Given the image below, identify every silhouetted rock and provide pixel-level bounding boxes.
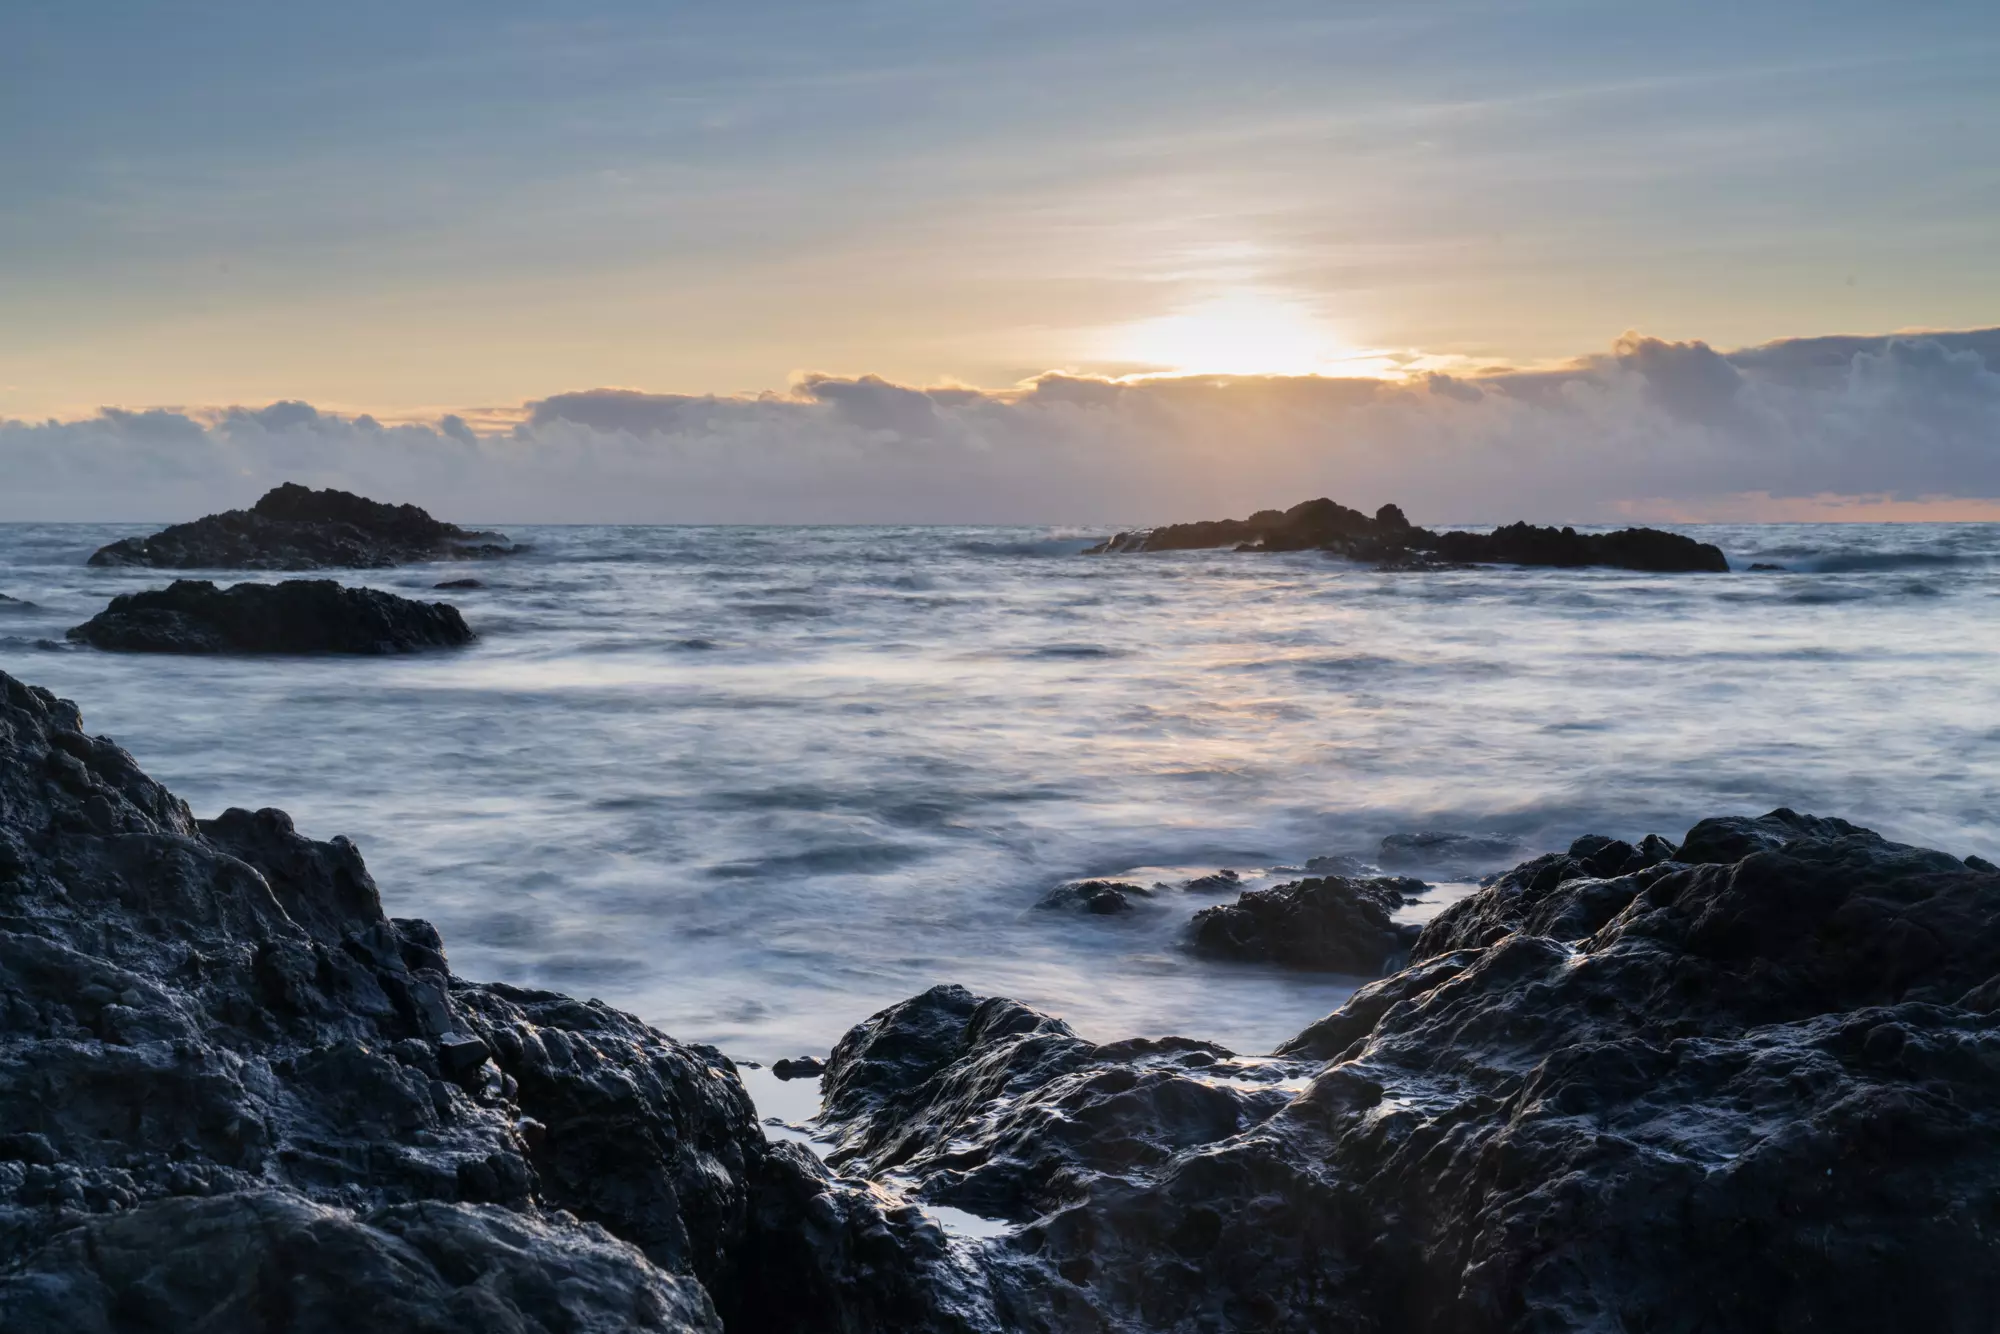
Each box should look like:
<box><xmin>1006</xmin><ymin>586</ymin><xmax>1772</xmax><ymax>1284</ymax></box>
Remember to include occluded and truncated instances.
<box><xmin>0</xmin><ymin>670</ymin><xmax>989</xmax><ymax>1333</ymax></box>
<box><xmin>773</xmin><ymin>1057</ymin><xmax>827</xmax><ymax>1081</ymax></box>
<box><xmin>86</xmin><ymin>483</ymin><xmax>527</xmax><ymax>570</ymax></box>
<box><xmin>67</xmin><ymin>579</ymin><xmax>476</xmax><ymax>654</ymax></box>
<box><xmin>816</xmin><ymin>810</ymin><xmax>2000</xmax><ymax>1333</ymax></box>
<box><xmin>1750</xmin><ymin>562</ymin><xmax>1791</xmax><ymax>571</ymax></box>
<box><xmin>1188</xmin><ymin>875</ymin><xmax>1425</xmax><ymax>972</ymax></box>
<box><xmin>1086</xmin><ymin>496</ymin><xmax>1731</xmax><ymax>572</ymax></box>
<box><xmin>434</xmin><ymin>577</ymin><xmax>487</xmax><ymax>589</ymax></box>
<box><xmin>1432</xmin><ymin>520</ymin><xmax>1730</xmax><ymax>572</ymax></box>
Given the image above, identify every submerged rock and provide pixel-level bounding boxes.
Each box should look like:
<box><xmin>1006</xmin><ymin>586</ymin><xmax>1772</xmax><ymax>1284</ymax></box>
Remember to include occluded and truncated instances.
<box><xmin>0</xmin><ymin>670</ymin><xmax>990</xmax><ymax>1333</ymax></box>
<box><xmin>67</xmin><ymin>579</ymin><xmax>476</xmax><ymax>655</ymax></box>
<box><xmin>86</xmin><ymin>483</ymin><xmax>527</xmax><ymax>570</ymax></box>
<box><xmin>1188</xmin><ymin>875</ymin><xmax>1426</xmax><ymax>973</ymax></box>
<box><xmin>1037</xmin><ymin>879</ymin><xmax>1149</xmax><ymax>914</ymax></box>
<box><xmin>818</xmin><ymin>810</ymin><xmax>2000</xmax><ymax>1333</ymax></box>
<box><xmin>1085</xmin><ymin>495</ymin><xmax>1730</xmax><ymax>573</ymax></box>
<box><xmin>434</xmin><ymin>577</ymin><xmax>486</xmax><ymax>589</ymax></box>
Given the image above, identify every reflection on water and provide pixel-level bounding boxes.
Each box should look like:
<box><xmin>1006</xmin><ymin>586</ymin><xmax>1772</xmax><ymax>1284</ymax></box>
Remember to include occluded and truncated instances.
<box><xmin>3</xmin><ymin>520</ymin><xmax>1996</xmax><ymax>1062</ymax></box>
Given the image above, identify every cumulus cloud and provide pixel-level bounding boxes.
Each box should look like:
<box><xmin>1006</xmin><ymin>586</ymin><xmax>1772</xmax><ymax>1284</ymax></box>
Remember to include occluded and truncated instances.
<box><xmin>6</xmin><ymin>327</ymin><xmax>1999</xmax><ymax>524</ymax></box>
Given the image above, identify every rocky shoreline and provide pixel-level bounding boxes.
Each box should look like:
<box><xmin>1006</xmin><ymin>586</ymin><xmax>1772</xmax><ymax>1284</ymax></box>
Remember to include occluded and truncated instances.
<box><xmin>2</xmin><ymin>666</ymin><xmax>1995</xmax><ymax>1331</ymax></box>
<box><xmin>1087</xmin><ymin>496</ymin><xmax>1731</xmax><ymax>573</ymax></box>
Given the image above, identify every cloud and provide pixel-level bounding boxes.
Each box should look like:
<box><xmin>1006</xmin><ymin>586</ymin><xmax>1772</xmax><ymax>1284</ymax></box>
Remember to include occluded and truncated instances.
<box><xmin>5</xmin><ymin>327</ymin><xmax>1999</xmax><ymax>524</ymax></box>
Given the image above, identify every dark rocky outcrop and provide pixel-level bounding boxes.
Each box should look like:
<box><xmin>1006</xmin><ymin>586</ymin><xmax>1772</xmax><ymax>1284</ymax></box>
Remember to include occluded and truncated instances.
<box><xmin>1037</xmin><ymin>880</ymin><xmax>1149</xmax><ymax>914</ymax></box>
<box><xmin>1086</xmin><ymin>496</ymin><xmax>1730</xmax><ymax>573</ymax></box>
<box><xmin>0</xmin><ymin>670</ymin><xmax>988</xmax><ymax>1333</ymax></box>
<box><xmin>86</xmin><ymin>484</ymin><xmax>526</xmax><ymax>570</ymax></box>
<box><xmin>434</xmin><ymin>578</ymin><xmax>486</xmax><ymax>590</ymax></box>
<box><xmin>67</xmin><ymin>580</ymin><xmax>476</xmax><ymax>655</ymax></box>
<box><xmin>772</xmin><ymin>1057</ymin><xmax>826</xmax><ymax>1082</ymax></box>
<box><xmin>816</xmin><ymin>811</ymin><xmax>2000</xmax><ymax>1333</ymax></box>
<box><xmin>1188</xmin><ymin>875</ymin><xmax>1426</xmax><ymax>973</ymax></box>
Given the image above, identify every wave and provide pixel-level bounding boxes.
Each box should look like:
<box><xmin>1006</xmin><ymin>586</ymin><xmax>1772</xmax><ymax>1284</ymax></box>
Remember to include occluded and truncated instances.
<box><xmin>952</xmin><ymin>537</ymin><xmax>1101</xmax><ymax>558</ymax></box>
<box><xmin>1798</xmin><ymin>551</ymin><xmax>1973</xmax><ymax>574</ymax></box>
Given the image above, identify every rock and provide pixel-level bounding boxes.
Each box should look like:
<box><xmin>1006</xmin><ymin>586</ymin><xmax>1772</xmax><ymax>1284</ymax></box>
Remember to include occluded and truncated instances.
<box><xmin>1037</xmin><ymin>880</ymin><xmax>1147</xmax><ymax>914</ymax></box>
<box><xmin>0</xmin><ymin>669</ymin><xmax>990</xmax><ymax>1333</ymax></box>
<box><xmin>1085</xmin><ymin>496</ymin><xmax>1730</xmax><ymax>573</ymax></box>
<box><xmin>773</xmin><ymin>1057</ymin><xmax>827</xmax><ymax>1081</ymax></box>
<box><xmin>1187</xmin><ymin>875</ymin><xmax>1425</xmax><ymax>973</ymax></box>
<box><xmin>434</xmin><ymin>578</ymin><xmax>486</xmax><ymax>590</ymax></box>
<box><xmin>814</xmin><ymin>812</ymin><xmax>2000</xmax><ymax>1333</ymax></box>
<box><xmin>1970</xmin><ymin>855</ymin><xmax>1999</xmax><ymax>874</ymax></box>
<box><xmin>1749</xmin><ymin>562</ymin><xmax>1790</xmax><ymax>571</ymax></box>
<box><xmin>86</xmin><ymin>483</ymin><xmax>527</xmax><ymax>570</ymax></box>
<box><xmin>0</xmin><ymin>593</ymin><xmax>30</xmax><ymax>609</ymax></box>
<box><xmin>1377</xmin><ymin>830</ymin><xmax>1525</xmax><ymax>873</ymax></box>
<box><xmin>1179</xmin><ymin>869</ymin><xmax>1240</xmax><ymax>891</ymax></box>
<box><xmin>1431</xmin><ymin>521</ymin><xmax>1731</xmax><ymax>572</ymax></box>
<box><xmin>66</xmin><ymin>579</ymin><xmax>476</xmax><ymax>654</ymax></box>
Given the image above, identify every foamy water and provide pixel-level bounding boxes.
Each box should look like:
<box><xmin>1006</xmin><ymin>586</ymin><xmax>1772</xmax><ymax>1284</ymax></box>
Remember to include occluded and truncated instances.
<box><xmin>3</xmin><ymin>521</ymin><xmax>1995</xmax><ymax>1066</ymax></box>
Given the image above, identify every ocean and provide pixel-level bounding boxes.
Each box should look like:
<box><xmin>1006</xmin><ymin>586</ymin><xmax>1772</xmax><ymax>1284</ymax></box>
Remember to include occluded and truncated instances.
<box><xmin>3</xmin><ymin>521</ymin><xmax>1995</xmax><ymax>1094</ymax></box>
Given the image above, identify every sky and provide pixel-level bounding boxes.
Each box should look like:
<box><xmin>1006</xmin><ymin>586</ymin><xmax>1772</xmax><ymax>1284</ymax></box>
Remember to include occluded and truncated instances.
<box><xmin>3</xmin><ymin>0</ymin><xmax>1998</xmax><ymax>521</ymax></box>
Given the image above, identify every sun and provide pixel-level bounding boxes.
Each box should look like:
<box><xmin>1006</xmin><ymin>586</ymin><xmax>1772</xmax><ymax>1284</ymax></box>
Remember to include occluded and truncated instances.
<box><xmin>1091</xmin><ymin>289</ymin><xmax>1396</xmax><ymax>379</ymax></box>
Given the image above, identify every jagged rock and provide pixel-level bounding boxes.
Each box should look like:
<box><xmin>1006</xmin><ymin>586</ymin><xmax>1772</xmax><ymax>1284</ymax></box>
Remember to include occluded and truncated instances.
<box><xmin>1179</xmin><ymin>869</ymin><xmax>1239</xmax><ymax>891</ymax></box>
<box><xmin>1188</xmin><ymin>875</ymin><xmax>1425</xmax><ymax>972</ymax></box>
<box><xmin>0</xmin><ymin>669</ymin><xmax>989</xmax><ymax>1333</ymax></box>
<box><xmin>86</xmin><ymin>483</ymin><xmax>527</xmax><ymax>570</ymax></box>
<box><xmin>1085</xmin><ymin>496</ymin><xmax>1730</xmax><ymax>573</ymax></box>
<box><xmin>1037</xmin><ymin>880</ymin><xmax>1147</xmax><ymax>914</ymax></box>
<box><xmin>816</xmin><ymin>812</ymin><xmax>2000</xmax><ymax>1333</ymax></box>
<box><xmin>67</xmin><ymin>579</ymin><xmax>476</xmax><ymax>654</ymax></box>
<box><xmin>434</xmin><ymin>578</ymin><xmax>486</xmax><ymax>590</ymax></box>
<box><xmin>0</xmin><ymin>594</ymin><xmax>30</xmax><ymax>609</ymax></box>
<box><xmin>819</xmin><ymin>986</ymin><xmax>1299</xmax><ymax>1228</ymax></box>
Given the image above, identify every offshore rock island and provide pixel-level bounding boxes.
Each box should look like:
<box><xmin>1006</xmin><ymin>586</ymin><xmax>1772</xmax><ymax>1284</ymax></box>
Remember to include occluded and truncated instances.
<box><xmin>2</xmin><ymin>667</ymin><xmax>1996</xmax><ymax>1332</ymax></box>
<box><xmin>1087</xmin><ymin>496</ymin><xmax>1732</xmax><ymax>572</ymax></box>
<box><xmin>86</xmin><ymin>484</ymin><xmax>527</xmax><ymax>571</ymax></box>
<box><xmin>66</xmin><ymin>580</ymin><xmax>477</xmax><ymax>655</ymax></box>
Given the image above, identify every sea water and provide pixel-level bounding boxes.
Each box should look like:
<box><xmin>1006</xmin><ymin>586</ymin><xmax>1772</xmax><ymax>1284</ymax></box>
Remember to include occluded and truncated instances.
<box><xmin>2</xmin><ymin>522</ymin><xmax>1995</xmax><ymax>1069</ymax></box>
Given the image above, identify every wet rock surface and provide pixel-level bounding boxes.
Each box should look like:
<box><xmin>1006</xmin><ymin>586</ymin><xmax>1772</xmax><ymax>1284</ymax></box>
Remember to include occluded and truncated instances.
<box><xmin>818</xmin><ymin>810</ymin><xmax>2000</xmax><ymax>1333</ymax></box>
<box><xmin>0</xmin><ymin>669</ymin><xmax>989</xmax><ymax>1333</ymax></box>
<box><xmin>1187</xmin><ymin>875</ymin><xmax>1426</xmax><ymax>973</ymax></box>
<box><xmin>67</xmin><ymin>579</ymin><xmax>477</xmax><ymax>655</ymax></box>
<box><xmin>771</xmin><ymin>1057</ymin><xmax>826</xmax><ymax>1081</ymax></box>
<box><xmin>1036</xmin><ymin>880</ymin><xmax>1149</xmax><ymax>914</ymax></box>
<box><xmin>1086</xmin><ymin>495</ymin><xmax>1730</xmax><ymax>573</ymax></box>
<box><xmin>10</xmin><ymin>656</ymin><xmax>1997</xmax><ymax>1332</ymax></box>
<box><xmin>86</xmin><ymin>483</ymin><xmax>527</xmax><ymax>570</ymax></box>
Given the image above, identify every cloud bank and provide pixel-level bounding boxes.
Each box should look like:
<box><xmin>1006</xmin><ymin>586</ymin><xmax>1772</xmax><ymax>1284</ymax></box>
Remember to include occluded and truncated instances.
<box><xmin>7</xmin><ymin>328</ymin><xmax>2000</xmax><ymax>525</ymax></box>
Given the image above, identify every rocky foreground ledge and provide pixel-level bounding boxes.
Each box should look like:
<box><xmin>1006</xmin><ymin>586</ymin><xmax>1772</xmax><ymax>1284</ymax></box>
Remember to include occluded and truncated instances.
<box><xmin>87</xmin><ymin>484</ymin><xmax>526</xmax><ymax>570</ymax></box>
<box><xmin>1087</xmin><ymin>496</ymin><xmax>1731</xmax><ymax>572</ymax></box>
<box><xmin>2</xmin><ymin>666</ymin><xmax>1996</xmax><ymax>1332</ymax></box>
<box><xmin>0</xmin><ymin>671</ymin><xmax>986</xmax><ymax>1333</ymax></box>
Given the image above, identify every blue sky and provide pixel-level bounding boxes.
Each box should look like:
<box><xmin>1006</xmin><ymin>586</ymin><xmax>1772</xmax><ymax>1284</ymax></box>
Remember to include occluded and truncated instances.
<box><xmin>3</xmin><ymin>0</ymin><xmax>1997</xmax><ymax>420</ymax></box>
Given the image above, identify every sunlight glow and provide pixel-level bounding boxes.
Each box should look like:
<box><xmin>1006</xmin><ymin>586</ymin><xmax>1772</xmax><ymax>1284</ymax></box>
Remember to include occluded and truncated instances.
<box><xmin>1093</xmin><ymin>290</ymin><xmax>1407</xmax><ymax>379</ymax></box>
